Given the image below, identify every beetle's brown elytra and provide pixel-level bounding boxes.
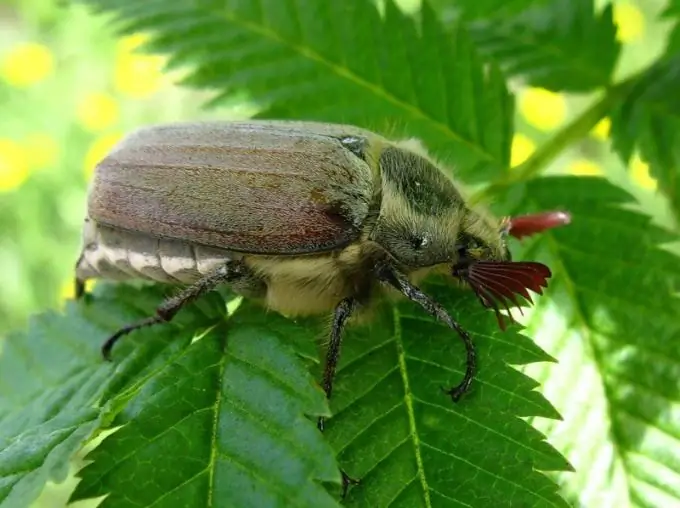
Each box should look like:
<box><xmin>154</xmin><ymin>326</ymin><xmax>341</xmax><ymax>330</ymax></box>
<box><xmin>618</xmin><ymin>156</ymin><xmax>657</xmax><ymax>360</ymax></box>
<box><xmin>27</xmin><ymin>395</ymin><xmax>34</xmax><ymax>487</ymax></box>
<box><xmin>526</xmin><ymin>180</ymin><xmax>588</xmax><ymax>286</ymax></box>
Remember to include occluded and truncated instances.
<box><xmin>76</xmin><ymin>120</ymin><xmax>565</xmax><ymax>494</ymax></box>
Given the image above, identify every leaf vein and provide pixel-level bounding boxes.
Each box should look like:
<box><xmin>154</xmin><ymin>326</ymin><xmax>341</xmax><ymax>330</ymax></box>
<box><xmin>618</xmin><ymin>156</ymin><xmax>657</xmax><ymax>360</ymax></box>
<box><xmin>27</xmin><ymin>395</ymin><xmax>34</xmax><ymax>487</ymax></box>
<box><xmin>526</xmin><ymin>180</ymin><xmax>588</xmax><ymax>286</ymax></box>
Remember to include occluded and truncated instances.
<box><xmin>207</xmin><ymin>346</ymin><xmax>228</xmax><ymax>507</ymax></box>
<box><xmin>407</xmin><ymin>356</ymin><xmax>546</xmax><ymax>412</ymax></box>
<box><xmin>419</xmin><ymin>442</ymin><xmax>560</xmax><ymax>506</ymax></box>
<box><xmin>216</xmin><ymin>7</ymin><xmax>498</xmax><ymax>163</ymax></box>
<box><xmin>394</xmin><ymin>307</ymin><xmax>432</xmax><ymax>508</ymax></box>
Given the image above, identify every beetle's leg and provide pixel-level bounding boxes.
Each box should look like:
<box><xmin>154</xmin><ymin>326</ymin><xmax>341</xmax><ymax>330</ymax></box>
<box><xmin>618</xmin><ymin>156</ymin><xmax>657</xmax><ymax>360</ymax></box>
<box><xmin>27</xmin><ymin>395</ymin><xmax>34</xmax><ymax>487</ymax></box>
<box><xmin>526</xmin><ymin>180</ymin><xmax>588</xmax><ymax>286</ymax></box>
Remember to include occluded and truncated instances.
<box><xmin>74</xmin><ymin>253</ymin><xmax>87</xmax><ymax>300</ymax></box>
<box><xmin>74</xmin><ymin>278</ymin><xmax>86</xmax><ymax>300</ymax></box>
<box><xmin>317</xmin><ymin>296</ymin><xmax>361</xmax><ymax>498</ymax></box>
<box><xmin>101</xmin><ymin>259</ymin><xmax>259</xmax><ymax>360</ymax></box>
<box><xmin>375</xmin><ymin>262</ymin><xmax>476</xmax><ymax>402</ymax></box>
<box><xmin>318</xmin><ymin>296</ymin><xmax>357</xmax><ymax>431</ymax></box>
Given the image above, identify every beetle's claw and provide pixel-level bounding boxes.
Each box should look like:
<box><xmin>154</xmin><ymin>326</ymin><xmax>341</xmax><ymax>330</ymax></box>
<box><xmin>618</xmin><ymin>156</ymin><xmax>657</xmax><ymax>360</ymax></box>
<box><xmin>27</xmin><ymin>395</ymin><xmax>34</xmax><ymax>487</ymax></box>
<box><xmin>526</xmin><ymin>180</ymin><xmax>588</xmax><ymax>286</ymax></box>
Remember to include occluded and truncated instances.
<box><xmin>341</xmin><ymin>470</ymin><xmax>360</xmax><ymax>498</ymax></box>
<box><xmin>441</xmin><ymin>381</ymin><xmax>471</xmax><ymax>403</ymax></box>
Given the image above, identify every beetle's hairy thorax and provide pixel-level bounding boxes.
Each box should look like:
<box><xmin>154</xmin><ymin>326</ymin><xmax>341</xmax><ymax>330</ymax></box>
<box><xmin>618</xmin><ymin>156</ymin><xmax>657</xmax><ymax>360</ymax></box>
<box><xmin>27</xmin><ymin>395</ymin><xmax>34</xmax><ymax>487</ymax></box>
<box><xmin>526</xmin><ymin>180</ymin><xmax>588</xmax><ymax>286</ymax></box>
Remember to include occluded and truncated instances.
<box><xmin>244</xmin><ymin>241</ymin><xmax>382</xmax><ymax>316</ymax></box>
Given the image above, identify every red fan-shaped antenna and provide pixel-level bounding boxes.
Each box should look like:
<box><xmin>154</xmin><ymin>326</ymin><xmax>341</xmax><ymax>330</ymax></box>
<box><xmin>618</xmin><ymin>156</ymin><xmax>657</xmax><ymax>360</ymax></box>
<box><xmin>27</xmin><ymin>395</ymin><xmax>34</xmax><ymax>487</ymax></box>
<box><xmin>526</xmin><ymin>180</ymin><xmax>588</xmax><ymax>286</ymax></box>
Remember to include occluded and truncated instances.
<box><xmin>508</xmin><ymin>211</ymin><xmax>571</xmax><ymax>240</ymax></box>
<box><xmin>458</xmin><ymin>261</ymin><xmax>552</xmax><ymax>330</ymax></box>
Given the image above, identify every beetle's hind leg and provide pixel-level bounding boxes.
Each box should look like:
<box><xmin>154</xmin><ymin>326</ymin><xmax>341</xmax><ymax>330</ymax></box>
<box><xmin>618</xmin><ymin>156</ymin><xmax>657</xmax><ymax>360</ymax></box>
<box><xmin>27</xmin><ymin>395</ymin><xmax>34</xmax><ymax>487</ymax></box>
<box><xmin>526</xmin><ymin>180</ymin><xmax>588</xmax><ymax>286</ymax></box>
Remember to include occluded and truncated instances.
<box><xmin>317</xmin><ymin>297</ymin><xmax>361</xmax><ymax>497</ymax></box>
<box><xmin>318</xmin><ymin>296</ymin><xmax>356</xmax><ymax>431</ymax></box>
<box><xmin>74</xmin><ymin>278</ymin><xmax>87</xmax><ymax>300</ymax></box>
<box><xmin>73</xmin><ymin>253</ymin><xmax>88</xmax><ymax>300</ymax></box>
<box><xmin>101</xmin><ymin>259</ymin><xmax>262</xmax><ymax>360</ymax></box>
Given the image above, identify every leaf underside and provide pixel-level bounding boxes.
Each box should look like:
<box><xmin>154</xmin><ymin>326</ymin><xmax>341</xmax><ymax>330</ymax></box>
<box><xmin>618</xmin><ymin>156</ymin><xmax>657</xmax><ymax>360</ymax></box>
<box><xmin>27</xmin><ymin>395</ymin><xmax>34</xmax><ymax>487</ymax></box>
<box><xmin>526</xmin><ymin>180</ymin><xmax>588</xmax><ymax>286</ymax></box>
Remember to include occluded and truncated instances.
<box><xmin>506</xmin><ymin>176</ymin><xmax>680</xmax><ymax>507</ymax></box>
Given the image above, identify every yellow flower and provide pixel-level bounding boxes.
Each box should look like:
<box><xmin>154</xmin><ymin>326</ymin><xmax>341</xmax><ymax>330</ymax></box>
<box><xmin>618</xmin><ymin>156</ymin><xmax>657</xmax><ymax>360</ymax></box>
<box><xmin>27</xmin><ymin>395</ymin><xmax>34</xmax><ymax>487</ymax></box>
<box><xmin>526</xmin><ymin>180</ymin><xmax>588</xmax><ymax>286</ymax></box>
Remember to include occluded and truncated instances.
<box><xmin>60</xmin><ymin>279</ymin><xmax>96</xmax><ymax>301</ymax></box>
<box><xmin>630</xmin><ymin>155</ymin><xmax>657</xmax><ymax>191</ymax></box>
<box><xmin>77</xmin><ymin>92</ymin><xmax>120</xmax><ymax>132</ymax></box>
<box><xmin>83</xmin><ymin>133</ymin><xmax>123</xmax><ymax>180</ymax></box>
<box><xmin>590</xmin><ymin>117</ymin><xmax>611</xmax><ymax>140</ymax></box>
<box><xmin>114</xmin><ymin>32</ymin><xmax>172</xmax><ymax>98</ymax></box>
<box><xmin>614</xmin><ymin>2</ymin><xmax>645</xmax><ymax>43</ymax></box>
<box><xmin>0</xmin><ymin>138</ymin><xmax>30</xmax><ymax>192</ymax></box>
<box><xmin>114</xmin><ymin>33</ymin><xmax>167</xmax><ymax>99</ymax></box>
<box><xmin>23</xmin><ymin>133</ymin><xmax>60</xmax><ymax>170</ymax></box>
<box><xmin>519</xmin><ymin>88</ymin><xmax>567</xmax><ymax>131</ymax></box>
<box><xmin>568</xmin><ymin>159</ymin><xmax>603</xmax><ymax>176</ymax></box>
<box><xmin>114</xmin><ymin>53</ymin><xmax>167</xmax><ymax>99</ymax></box>
<box><xmin>117</xmin><ymin>33</ymin><xmax>151</xmax><ymax>54</ymax></box>
<box><xmin>0</xmin><ymin>42</ymin><xmax>54</xmax><ymax>87</ymax></box>
<box><xmin>510</xmin><ymin>133</ymin><xmax>536</xmax><ymax>168</ymax></box>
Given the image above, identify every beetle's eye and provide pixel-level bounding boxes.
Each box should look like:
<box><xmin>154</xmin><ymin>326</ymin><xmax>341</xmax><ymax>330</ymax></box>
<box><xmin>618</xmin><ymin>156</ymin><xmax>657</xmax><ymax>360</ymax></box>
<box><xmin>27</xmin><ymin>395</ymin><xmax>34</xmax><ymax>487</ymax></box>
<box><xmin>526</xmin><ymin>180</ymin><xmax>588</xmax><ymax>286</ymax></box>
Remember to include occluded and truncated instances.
<box><xmin>410</xmin><ymin>235</ymin><xmax>428</xmax><ymax>250</ymax></box>
<box><xmin>456</xmin><ymin>244</ymin><xmax>467</xmax><ymax>259</ymax></box>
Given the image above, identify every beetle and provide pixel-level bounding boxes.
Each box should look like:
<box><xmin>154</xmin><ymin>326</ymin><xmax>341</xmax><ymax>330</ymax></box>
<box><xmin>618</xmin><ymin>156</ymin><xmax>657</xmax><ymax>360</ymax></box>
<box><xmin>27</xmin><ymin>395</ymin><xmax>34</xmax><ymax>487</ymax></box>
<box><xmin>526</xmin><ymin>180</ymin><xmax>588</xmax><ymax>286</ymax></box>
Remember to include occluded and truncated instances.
<box><xmin>75</xmin><ymin>120</ymin><xmax>568</xmax><ymax>426</ymax></box>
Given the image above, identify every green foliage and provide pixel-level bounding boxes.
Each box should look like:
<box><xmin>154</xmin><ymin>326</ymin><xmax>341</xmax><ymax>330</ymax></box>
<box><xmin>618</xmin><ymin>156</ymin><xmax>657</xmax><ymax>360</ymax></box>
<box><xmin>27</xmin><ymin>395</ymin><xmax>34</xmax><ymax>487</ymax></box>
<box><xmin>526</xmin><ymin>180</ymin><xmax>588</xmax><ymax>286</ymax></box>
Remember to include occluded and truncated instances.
<box><xmin>515</xmin><ymin>176</ymin><xmax>680</xmax><ymax>506</ymax></box>
<box><xmin>84</xmin><ymin>0</ymin><xmax>512</xmax><ymax>182</ymax></box>
<box><xmin>1</xmin><ymin>286</ymin><xmax>340</xmax><ymax>508</ymax></box>
<box><xmin>608</xmin><ymin>2</ymin><xmax>680</xmax><ymax>226</ymax></box>
<box><xmin>72</xmin><ymin>299</ymin><xmax>340</xmax><ymax>508</ymax></box>
<box><xmin>2</xmin><ymin>0</ymin><xmax>680</xmax><ymax>507</ymax></box>
<box><xmin>426</xmin><ymin>0</ymin><xmax>549</xmax><ymax>20</ymax></box>
<box><xmin>610</xmin><ymin>55</ymin><xmax>680</xmax><ymax>226</ymax></box>
<box><xmin>466</xmin><ymin>0</ymin><xmax>620</xmax><ymax>92</ymax></box>
<box><xmin>320</xmin><ymin>282</ymin><xmax>569</xmax><ymax>507</ymax></box>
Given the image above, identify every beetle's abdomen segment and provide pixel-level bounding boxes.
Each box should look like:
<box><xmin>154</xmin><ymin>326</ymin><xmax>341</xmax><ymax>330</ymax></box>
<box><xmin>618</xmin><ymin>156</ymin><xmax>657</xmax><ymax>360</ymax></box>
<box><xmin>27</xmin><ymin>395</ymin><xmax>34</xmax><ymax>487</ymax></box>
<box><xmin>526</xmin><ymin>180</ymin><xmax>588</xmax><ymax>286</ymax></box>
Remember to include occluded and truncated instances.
<box><xmin>75</xmin><ymin>218</ymin><xmax>236</xmax><ymax>285</ymax></box>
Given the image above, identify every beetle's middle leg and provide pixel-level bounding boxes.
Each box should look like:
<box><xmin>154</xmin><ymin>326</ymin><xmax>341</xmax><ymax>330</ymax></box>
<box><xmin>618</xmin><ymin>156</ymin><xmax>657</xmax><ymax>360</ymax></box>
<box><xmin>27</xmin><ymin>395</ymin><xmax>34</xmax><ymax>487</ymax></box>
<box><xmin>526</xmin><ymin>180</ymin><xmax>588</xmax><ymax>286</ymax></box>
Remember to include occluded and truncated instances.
<box><xmin>101</xmin><ymin>259</ymin><xmax>263</xmax><ymax>360</ymax></box>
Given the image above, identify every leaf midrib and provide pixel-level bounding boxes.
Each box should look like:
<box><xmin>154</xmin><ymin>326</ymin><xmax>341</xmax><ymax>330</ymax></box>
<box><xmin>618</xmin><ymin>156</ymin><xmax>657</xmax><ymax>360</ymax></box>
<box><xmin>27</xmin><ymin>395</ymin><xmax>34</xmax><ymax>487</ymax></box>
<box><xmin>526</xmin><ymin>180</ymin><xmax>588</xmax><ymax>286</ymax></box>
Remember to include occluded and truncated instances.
<box><xmin>391</xmin><ymin>307</ymin><xmax>565</xmax><ymax>506</ymax></box>
<box><xmin>207</xmin><ymin>349</ymin><xmax>227</xmax><ymax>507</ymax></box>
<box><xmin>540</xmin><ymin>223</ymin><xmax>634</xmax><ymax>502</ymax></box>
<box><xmin>212</xmin><ymin>1</ymin><xmax>500</xmax><ymax>165</ymax></box>
<box><xmin>393</xmin><ymin>307</ymin><xmax>433</xmax><ymax>508</ymax></box>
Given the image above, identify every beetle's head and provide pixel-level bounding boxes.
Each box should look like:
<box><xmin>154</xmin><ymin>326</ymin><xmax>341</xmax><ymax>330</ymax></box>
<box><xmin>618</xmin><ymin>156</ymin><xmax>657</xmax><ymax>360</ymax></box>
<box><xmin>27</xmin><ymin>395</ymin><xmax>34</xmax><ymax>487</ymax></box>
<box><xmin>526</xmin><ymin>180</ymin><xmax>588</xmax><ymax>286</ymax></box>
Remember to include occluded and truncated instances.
<box><xmin>452</xmin><ymin>211</ymin><xmax>512</xmax><ymax>266</ymax></box>
<box><xmin>449</xmin><ymin>210</ymin><xmax>571</xmax><ymax>329</ymax></box>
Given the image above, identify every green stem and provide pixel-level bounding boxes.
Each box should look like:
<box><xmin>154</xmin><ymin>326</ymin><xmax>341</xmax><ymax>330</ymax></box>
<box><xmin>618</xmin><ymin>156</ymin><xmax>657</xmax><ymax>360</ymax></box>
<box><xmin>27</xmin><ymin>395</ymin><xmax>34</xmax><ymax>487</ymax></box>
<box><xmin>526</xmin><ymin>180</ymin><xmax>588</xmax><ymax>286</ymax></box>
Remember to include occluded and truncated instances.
<box><xmin>511</xmin><ymin>92</ymin><xmax>617</xmax><ymax>182</ymax></box>
<box><xmin>472</xmin><ymin>74</ymin><xmax>641</xmax><ymax>203</ymax></box>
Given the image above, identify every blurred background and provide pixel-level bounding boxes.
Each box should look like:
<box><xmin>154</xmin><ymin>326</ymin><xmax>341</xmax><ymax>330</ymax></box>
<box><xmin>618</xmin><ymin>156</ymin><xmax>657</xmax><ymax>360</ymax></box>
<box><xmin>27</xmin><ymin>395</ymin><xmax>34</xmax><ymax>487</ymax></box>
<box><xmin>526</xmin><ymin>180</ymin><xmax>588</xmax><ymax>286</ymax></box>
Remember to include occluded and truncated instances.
<box><xmin>0</xmin><ymin>0</ymin><xmax>676</xmax><ymax>506</ymax></box>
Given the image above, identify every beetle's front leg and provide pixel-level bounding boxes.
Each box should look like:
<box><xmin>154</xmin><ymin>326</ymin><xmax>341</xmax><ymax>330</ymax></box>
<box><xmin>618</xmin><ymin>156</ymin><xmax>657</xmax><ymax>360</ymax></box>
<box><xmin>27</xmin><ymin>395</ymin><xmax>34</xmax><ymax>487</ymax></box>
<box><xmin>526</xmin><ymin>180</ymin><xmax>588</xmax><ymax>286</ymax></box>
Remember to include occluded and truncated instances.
<box><xmin>375</xmin><ymin>261</ymin><xmax>476</xmax><ymax>402</ymax></box>
<box><xmin>99</xmin><ymin>259</ymin><xmax>264</xmax><ymax>360</ymax></box>
<box><xmin>318</xmin><ymin>297</ymin><xmax>361</xmax><ymax>497</ymax></box>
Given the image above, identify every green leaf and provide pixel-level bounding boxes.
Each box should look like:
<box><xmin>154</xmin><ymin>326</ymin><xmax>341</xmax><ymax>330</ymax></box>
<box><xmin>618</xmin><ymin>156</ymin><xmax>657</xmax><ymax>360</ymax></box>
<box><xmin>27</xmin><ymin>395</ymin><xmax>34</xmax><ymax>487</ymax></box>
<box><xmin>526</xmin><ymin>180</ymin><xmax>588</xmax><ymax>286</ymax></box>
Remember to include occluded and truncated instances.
<box><xmin>0</xmin><ymin>281</ymin><xmax>569</xmax><ymax>507</ymax></box>
<box><xmin>0</xmin><ymin>286</ymin><xmax>340</xmax><ymax>508</ymax></box>
<box><xmin>663</xmin><ymin>0</ymin><xmax>680</xmax><ymax>19</ymax></box>
<box><xmin>80</xmin><ymin>0</ymin><xmax>512</xmax><ymax>181</ymax></box>
<box><xmin>71</xmin><ymin>298</ymin><xmax>340</xmax><ymax>508</ymax></box>
<box><xmin>609</xmin><ymin>55</ymin><xmax>680</xmax><ymax>227</ymax></box>
<box><xmin>466</xmin><ymin>0</ymin><xmax>620</xmax><ymax>92</ymax></box>
<box><xmin>320</xmin><ymin>285</ymin><xmax>570</xmax><ymax>507</ymax></box>
<box><xmin>0</xmin><ymin>285</ymin><xmax>198</xmax><ymax>508</ymax></box>
<box><xmin>0</xmin><ymin>302</ymin><xmax>112</xmax><ymax>508</ymax></box>
<box><xmin>507</xmin><ymin>176</ymin><xmax>680</xmax><ymax>506</ymax></box>
<box><xmin>663</xmin><ymin>0</ymin><xmax>680</xmax><ymax>56</ymax></box>
<box><xmin>426</xmin><ymin>0</ymin><xmax>549</xmax><ymax>20</ymax></box>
